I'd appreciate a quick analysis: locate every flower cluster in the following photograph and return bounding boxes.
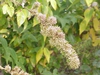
[37,13,80,69]
[30,1,80,69]
[0,65,30,75]
[28,2,41,19]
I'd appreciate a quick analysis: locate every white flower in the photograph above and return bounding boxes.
[0,65,4,70]
[47,16,57,25]
[91,2,98,7]
[34,2,40,8]
[37,13,46,23]
[4,65,11,73]
[12,66,20,73]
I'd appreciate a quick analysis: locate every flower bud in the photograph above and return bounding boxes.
[34,2,40,8]
[47,16,57,25]
[37,13,46,24]
[4,65,11,73]
[91,2,98,7]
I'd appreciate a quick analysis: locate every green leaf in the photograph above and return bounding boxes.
[56,15,68,28]
[80,64,91,72]
[30,53,36,67]
[79,8,94,34]
[93,59,100,68]
[93,69,100,75]
[69,0,75,3]
[94,50,100,57]
[2,4,8,14]
[7,6,14,17]
[22,31,38,42]
[85,0,93,7]
[42,69,52,75]
[43,48,50,63]
[0,15,6,26]
[4,47,18,65]
[36,48,44,63]
[14,37,22,47]
[67,0,79,10]
[47,7,53,16]
[53,69,58,75]
[0,36,8,47]
[17,9,28,27]
[42,5,49,15]
[49,0,57,10]
[67,33,76,45]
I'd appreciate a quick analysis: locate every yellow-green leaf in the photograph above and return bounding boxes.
[89,28,97,41]
[42,6,49,15]
[50,0,57,10]
[85,0,93,7]
[82,32,89,40]
[36,48,44,64]
[92,38,100,46]
[16,9,28,27]
[33,16,40,27]
[44,48,50,63]
[84,8,94,19]
[79,8,94,34]
[79,19,87,34]
[7,6,14,17]
[2,4,8,14]
[0,29,8,33]
[93,17,100,32]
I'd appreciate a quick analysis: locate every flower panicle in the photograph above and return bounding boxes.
[0,65,30,75]
[28,1,80,69]
[36,7,80,69]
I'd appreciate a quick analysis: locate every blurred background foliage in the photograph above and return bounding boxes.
[0,0,100,75]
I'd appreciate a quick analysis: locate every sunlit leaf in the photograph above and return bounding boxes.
[79,8,94,34]
[50,0,57,10]
[44,48,50,63]
[17,9,28,27]
[33,16,40,27]
[93,17,100,32]
[36,48,44,63]
[40,58,47,67]
[85,0,93,7]
[7,6,14,17]
[42,5,49,15]
[21,20,28,33]
[2,4,8,14]
[0,29,8,33]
